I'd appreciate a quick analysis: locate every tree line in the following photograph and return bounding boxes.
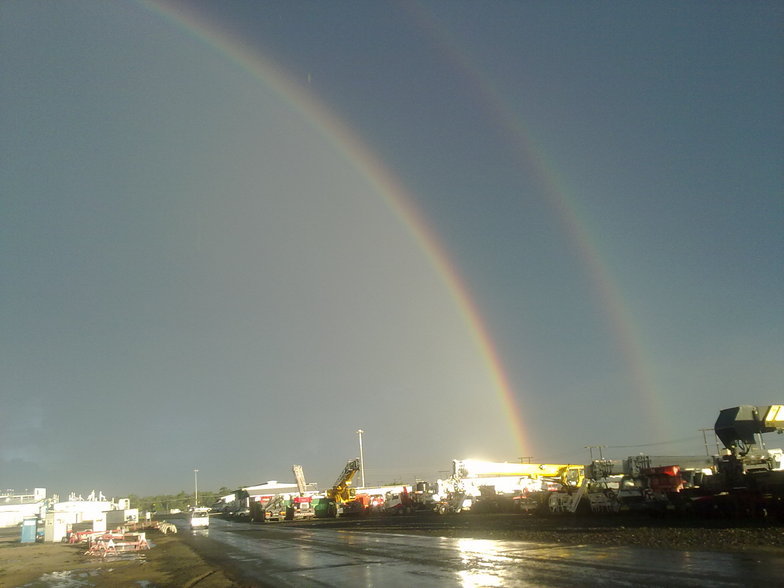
[128,487,233,514]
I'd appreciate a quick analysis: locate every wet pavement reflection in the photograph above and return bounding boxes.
[178,518,783,587]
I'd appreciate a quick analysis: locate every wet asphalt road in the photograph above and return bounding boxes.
[176,517,783,587]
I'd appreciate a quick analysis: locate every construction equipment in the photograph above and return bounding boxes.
[259,494,289,522]
[714,404,784,491]
[317,458,360,518]
[557,455,717,515]
[453,460,584,490]
[285,465,316,520]
[446,460,585,514]
[698,405,784,518]
[250,466,319,522]
[714,405,784,474]
[293,465,308,495]
[617,457,686,514]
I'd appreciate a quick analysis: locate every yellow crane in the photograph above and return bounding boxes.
[453,459,585,488]
[323,458,361,517]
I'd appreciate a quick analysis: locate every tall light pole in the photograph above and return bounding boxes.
[357,429,365,488]
[194,469,199,507]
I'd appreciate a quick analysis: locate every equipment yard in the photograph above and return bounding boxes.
[4,404,784,585]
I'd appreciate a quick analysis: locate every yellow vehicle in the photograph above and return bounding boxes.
[318,458,360,518]
[452,459,584,489]
[449,459,585,513]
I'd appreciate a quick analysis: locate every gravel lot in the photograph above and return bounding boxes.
[278,511,784,555]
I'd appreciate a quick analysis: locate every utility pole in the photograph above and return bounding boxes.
[699,428,721,456]
[699,428,711,456]
[194,469,199,507]
[357,430,365,488]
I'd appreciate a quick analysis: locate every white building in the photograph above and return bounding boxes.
[43,491,130,541]
[0,488,47,528]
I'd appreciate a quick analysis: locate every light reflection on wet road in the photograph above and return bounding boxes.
[177,518,782,587]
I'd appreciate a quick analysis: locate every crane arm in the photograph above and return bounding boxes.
[292,465,307,496]
[327,458,360,502]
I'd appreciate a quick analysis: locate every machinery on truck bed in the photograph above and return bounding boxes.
[714,405,784,476]
[699,404,784,518]
[246,468,318,522]
[440,459,586,514]
[552,452,718,515]
[577,405,784,518]
[286,465,316,520]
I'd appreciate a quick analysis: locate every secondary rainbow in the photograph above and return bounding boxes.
[406,3,668,441]
[143,0,531,454]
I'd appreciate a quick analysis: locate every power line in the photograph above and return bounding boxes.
[603,435,701,449]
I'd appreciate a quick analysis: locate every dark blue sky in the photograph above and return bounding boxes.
[1,1,781,497]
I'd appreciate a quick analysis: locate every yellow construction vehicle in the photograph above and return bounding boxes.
[453,459,584,488]
[318,458,360,518]
[448,459,585,513]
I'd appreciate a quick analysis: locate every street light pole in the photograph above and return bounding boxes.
[194,469,199,507]
[357,429,365,488]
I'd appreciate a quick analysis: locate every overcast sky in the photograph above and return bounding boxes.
[2,1,781,498]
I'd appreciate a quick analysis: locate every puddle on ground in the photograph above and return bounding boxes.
[20,552,150,587]
[20,569,101,587]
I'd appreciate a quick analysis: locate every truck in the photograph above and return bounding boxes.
[556,454,715,515]
[696,404,784,518]
[587,406,784,518]
[287,465,317,520]
[250,466,319,522]
[440,459,586,514]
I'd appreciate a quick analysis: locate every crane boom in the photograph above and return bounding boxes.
[453,460,584,488]
[327,458,360,503]
[292,465,307,496]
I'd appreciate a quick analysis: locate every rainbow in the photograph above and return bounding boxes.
[142,1,531,453]
[405,3,666,440]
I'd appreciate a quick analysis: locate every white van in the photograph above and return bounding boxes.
[190,507,210,529]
